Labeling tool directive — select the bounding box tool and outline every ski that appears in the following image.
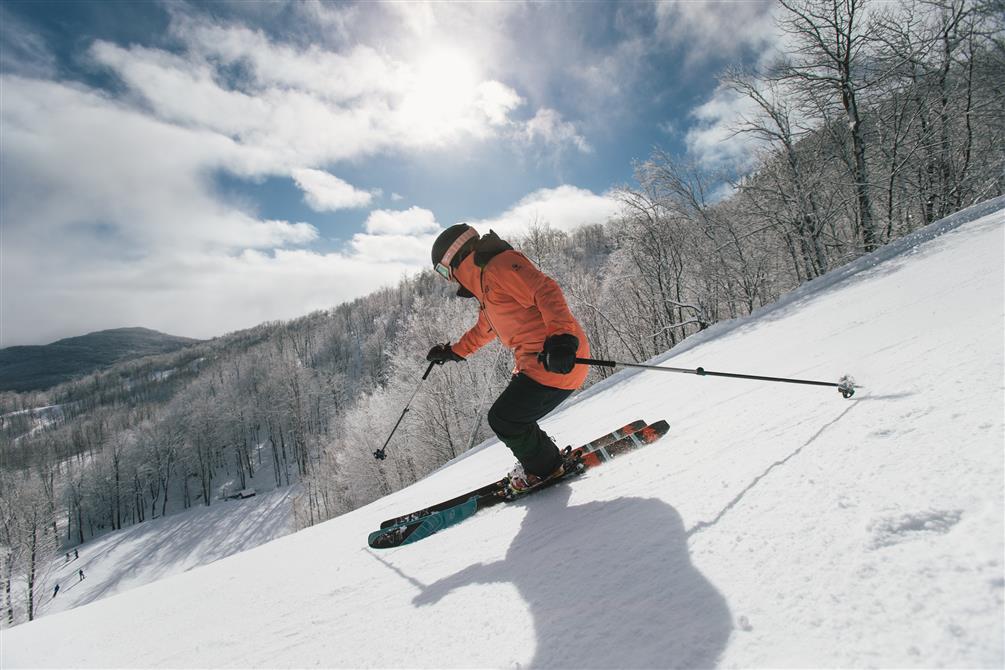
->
[377,419,647,530]
[368,419,669,549]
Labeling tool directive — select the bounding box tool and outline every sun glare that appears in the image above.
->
[402,48,482,141]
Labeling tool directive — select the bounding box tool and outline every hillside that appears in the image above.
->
[3,199,1003,668]
[0,327,201,392]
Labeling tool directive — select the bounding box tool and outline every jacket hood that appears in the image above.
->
[473,230,513,267]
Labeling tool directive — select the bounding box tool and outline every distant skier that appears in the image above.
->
[78,569,85,582]
[74,549,79,560]
[52,584,59,598]
[427,224,589,491]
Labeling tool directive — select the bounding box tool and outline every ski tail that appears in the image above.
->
[369,498,478,549]
[379,480,505,529]
[377,419,647,529]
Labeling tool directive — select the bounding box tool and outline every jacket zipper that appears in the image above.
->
[478,264,498,338]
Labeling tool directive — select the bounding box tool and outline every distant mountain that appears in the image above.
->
[0,327,202,392]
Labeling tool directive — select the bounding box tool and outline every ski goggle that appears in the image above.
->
[434,228,478,281]
[434,262,452,280]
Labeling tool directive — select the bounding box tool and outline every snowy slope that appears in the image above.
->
[4,199,1003,668]
[32,487,294,620]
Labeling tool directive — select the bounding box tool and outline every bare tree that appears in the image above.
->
[775,0,883,250]
[6,477,58,622]
[722,72,838,277]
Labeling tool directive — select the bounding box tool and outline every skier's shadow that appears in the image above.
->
[413,485,733,668]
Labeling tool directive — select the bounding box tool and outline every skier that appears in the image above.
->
[78,569,85,582]
[427,224,589,491]
[52,584,59,598]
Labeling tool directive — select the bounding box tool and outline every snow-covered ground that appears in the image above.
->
[4,199,1003,668]
[31,487,294,621]
[0,441,296,628]
[2,373,270,621]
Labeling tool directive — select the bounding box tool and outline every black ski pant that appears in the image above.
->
[487,373,573,477]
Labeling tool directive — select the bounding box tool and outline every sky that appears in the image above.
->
[0,0,781,346]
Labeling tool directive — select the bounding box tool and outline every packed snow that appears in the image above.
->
[4,199,1003,668]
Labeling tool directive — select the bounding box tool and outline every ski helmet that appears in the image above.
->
[431,223,478,280]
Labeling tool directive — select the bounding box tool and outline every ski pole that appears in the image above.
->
[570,356,858,398]
[373,360,438,460]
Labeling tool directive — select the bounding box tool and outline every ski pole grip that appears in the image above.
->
[575,357,617,368]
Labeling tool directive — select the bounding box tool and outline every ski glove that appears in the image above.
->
[426,343,465,365]
[541,334,579,374]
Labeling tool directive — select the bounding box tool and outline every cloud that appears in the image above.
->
[347,187,622,269]
[303,1,629,144]
[684,85,766,171]
[342,207,441,266]
[363,207,440,236]
[469,185,621,239]
[5,247,420,344]
[1,75,313,252]
[171,19,404,104]
[85,14,602,169]
[664,0,829,173]
[291,169,374,211]
[0,74,319,345]
[523,109,592,155]
[474,80,524,126]
[654,0,779,67]
[348,232,439,266]
[684,67,823,173]
[90,19,531,163]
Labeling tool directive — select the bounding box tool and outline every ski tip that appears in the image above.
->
[648,419,670,433]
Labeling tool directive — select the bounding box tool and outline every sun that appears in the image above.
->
[401,47,483,142]
[417,48,479,99]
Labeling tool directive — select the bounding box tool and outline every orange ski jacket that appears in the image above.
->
[450,240,590,391]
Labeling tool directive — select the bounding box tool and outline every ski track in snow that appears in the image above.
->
[3,198,1004,668]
